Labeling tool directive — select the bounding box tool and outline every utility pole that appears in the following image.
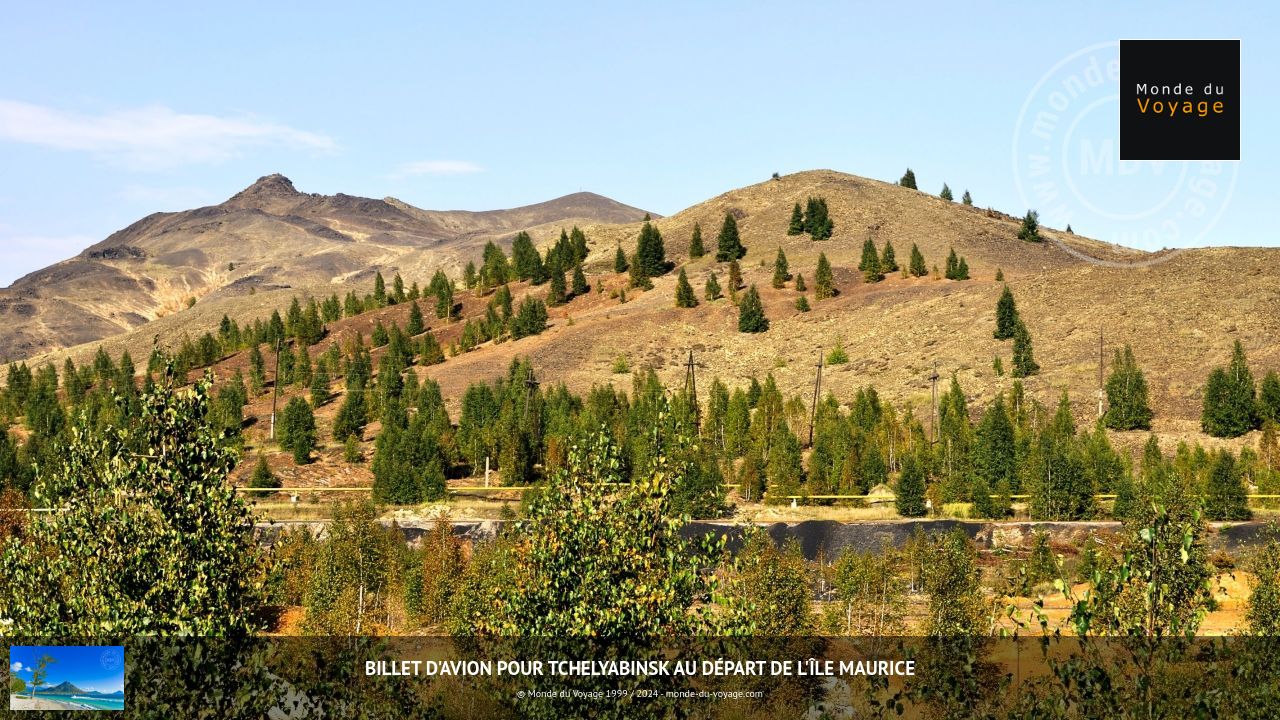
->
[269,337,282,440]
[1096,325,1105,420]
[808,351,824,447]
[684,349,701,430]
[929,360,940,444]
[522,372,539,424]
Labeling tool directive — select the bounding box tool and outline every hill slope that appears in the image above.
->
[0,174,651,361]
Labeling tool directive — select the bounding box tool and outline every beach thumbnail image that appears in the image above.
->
[8,646,124,712]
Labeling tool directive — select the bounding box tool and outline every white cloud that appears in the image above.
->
[10,662,21,672]
[0,99,336,170]
[391,159,483,178]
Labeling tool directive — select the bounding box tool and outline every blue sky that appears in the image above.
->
[0,2,1272,286]
[9,646,125,694]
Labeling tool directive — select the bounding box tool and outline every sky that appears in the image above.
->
[0,1,1273,287]
[9,646,125,694]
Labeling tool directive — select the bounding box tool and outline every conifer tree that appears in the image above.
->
[993,285,1020,340]
[333,388,368,443]
[463,260,477,290]
[1259,370,1280,425]
[771,248,791,288]
[795,296,810,312]
[248,345,266,395]
[310,363,331,408]
[1104,345,1154,430]
[1202,340,1258,437]
[940,183,953,202]
[511,231,545,282]
[899,168,917,189]
[279,397,317,464]
[995,268,1004,281]
[569,226,589,264]
[962,189,973,206]
[727,260,743,293]
[860,239,883,282]
[880,241,898,272]
[1017,210,1042,242]
[634,219,668,278]
[803,197,834,240]
[547,270,567,306]
[974,395,1016,506]
[571,264,589,297]
[908,243,928,277]
[716,212,746,261]
[1011,320,1039,377]
[704,272,722,301]
[614,245,628,273]
[814,253,836,300]
[794,273,806,292]
[675,268,698,308]
[956,256,970,280]
[787,203,804,235]
[737,285,768,333]
[895,454,926,517]
[688,223,705,258]
[407,300,425,336]
[373,271,387,306]
[628,252,652,290]
[1205,449,1251,520]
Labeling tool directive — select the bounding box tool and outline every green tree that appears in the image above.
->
[250,453,278,488]
[1205,449,1251,520]
[674,268,698,308]
[704,271,722,301]
[1259,371,1280,425]
[715,212,746,261]
[771,247,791,288]
[511,231,546,282]
[923,529,988,636]
[635,219,667,278]
[940,183,953,201]
[804,196,834,240]
[973,395,1016,507]
[896,454,927,517]
[371,413,447,504]
[727,260,743,294]
[463,260,478,289]
[794,273,806,291]
[993,285,1020,340]
[962,189,973,206]
[1246,530,1280,635]
[860,239,884,282]
[571,264,589,296]
[279,397,317,464]
[1017,210,1042,242]
[731,533,814,634]
[373,271,387,306]
[814,253,836,299]
[899,168,917,189]
[1201,340,1258,437]
[332,389,368,443]
[1011,319,1039,377]
[547,269,567,306]
[613,245,628,273]
[1104,345,1154,430]
[737,285,769,333]
[0,367,263,635]
[406,300,425,336]
[908,243,928,277]
[880,240,898,272]
[511,298,549,339]
[787,203,804,235]
[688,222,705,258]
[795,296,810,312]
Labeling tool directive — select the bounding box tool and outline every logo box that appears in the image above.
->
[1120,39,1240,160]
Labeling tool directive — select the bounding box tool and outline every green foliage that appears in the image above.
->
[703,271,722,301]
[731,532,814,634]
[332,389,369,443]
[1205,449,1250,520]
[634,219,668,278]
[480,241,511,289]
[511,297,549,339]
[250,453,278,488]
[923,528,988,636]
[786,203,804,235]
[814,253,836,299]
[671,267,699,309]
[940,183,953,201]
[1246,527,1280,634]
[1011,319,1039,377]
[962,189,973,205]
[1259,371,1280,426]
[895,454,927,517]
[795,296,810,312]
[1026,392,1094,520]
[859,239,884,282]
[0,366,263,635]
[613,245,628,273]
[802,196,834,240]
[1105,345,1153,430]
[771,247,790,288]
[899,168,917,189]
[1201,340,1258,437]
[372,407,447,504]
[279,397,317,464]
[880,240,898,272]
[301,500,404,634]
[737,285,769,333]
[993,285,1019,340]
[688,222,705,258]
[511,231,546,283]
[571,264,589,296]
[546,269,567,306]
[944,247,970,280]
[715,212,746,261]
[1017,210,1042,241]
[826,340,850,365]
[908,243,928,277]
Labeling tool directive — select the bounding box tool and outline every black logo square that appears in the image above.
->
[1120,39,1239,160]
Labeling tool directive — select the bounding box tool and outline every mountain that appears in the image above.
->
[0,174,652,362]
[39,681,86,695]
[18,169,1280,464]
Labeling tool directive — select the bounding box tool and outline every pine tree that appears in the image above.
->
[899,168,917,189]
[547,270,567,306]
[704,272,722,301]
[1017,210,1042,242]
[675,268,698,308]
[435,282,455,320]
[908,243,928,277]
[940,184,953,202]
[688,223,705,258]
[880,241,898,272]
[787,203,804,235]
[571,264,589,297]
[332,389,368,442]
[974,395,1016,508]
[814,253,836,299]
[794,273,806,292]
[634,219,668,278]
[628,252,652,290]
[727,260,743,293]
[795,296,810,312]
[407,301,425,336]
[716,212,746,261]
[993,285,1020,339]
[962,190,973,206]
[737,285,768,333]
[995,268,1004,281]
[310,364,331,408]
[1011,320,1039,378]
[279,397,316,465]
[860,239,883,282]
[771,248,790,288]
[463,260,477,289]
[1259,370,1280,425]
[614,246,628,273]
[373,271,387,306]
[1104,345,1154,430]
[1205,449,1251,520]
[570,225,589,264]
[511,231,546,282]
[511,298,549,339]
[250,453,278,488]
[1202,340,1258,437]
